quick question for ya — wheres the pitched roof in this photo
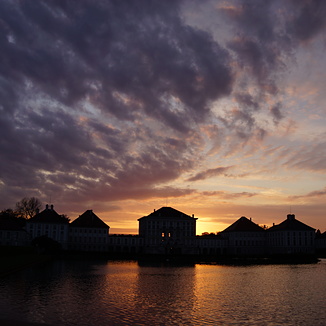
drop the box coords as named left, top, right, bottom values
left=28, top=205, right=69, bottom=224
left=70, top=210, right=109, bottom=229
left=268, top=214, right=315, bottom=232
left=138, top=207, right=196, bottom=221
left=222, top=216, right=265, bottom=233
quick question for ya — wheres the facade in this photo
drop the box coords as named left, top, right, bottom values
left=220, top=216, right=266, bottom=256
left=196, top=234, right=227, bottom=255
left=26, top=204, right=69, bottom=249
left=12, top=204, right=320, bottom=258
left=108, top=235, right=143, bottom=254
left=267, top=214, right=315, bottom=255
left=138, top=207, right=198, bottom=254
left=0, top=215, right=28, bottom=246
left=315, top=230, right=326, bottom=255
left=69, top=210, right=110, bottom=252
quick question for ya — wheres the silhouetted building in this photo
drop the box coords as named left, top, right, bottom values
left=267, top=214, right=315, bottom=255
left=108, top=234, right=143, bottom=254
left=26, top=204, right=69, bottom=249
left=0, top=214, right=28, bottom=246
left=19, top=204, right=319, bottom=259
left=220, top=216, right=266, bottom=256
left=69, top=209, right=110, bottom=252
left=196, top=233, right=227, bottom=256
left=315, top=230, right=326, bottom=255
left=138, top=207, right=198, bottom=254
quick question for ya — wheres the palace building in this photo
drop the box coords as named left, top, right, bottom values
left=2, top=204, right=321, bottom=258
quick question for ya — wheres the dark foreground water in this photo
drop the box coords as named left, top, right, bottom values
left=0, top=258, right=326, bottom=326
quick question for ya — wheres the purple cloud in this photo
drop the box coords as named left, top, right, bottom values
left=187, top=166, right=233, bottom=182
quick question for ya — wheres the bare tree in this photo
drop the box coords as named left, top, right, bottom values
left=15, top=197, right=42, bottom=219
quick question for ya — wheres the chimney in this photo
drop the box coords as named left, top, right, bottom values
left=50, top=204, right=54, bottom=210
left=46, top=204, right=49, bottom=210
left=192, top=214, right=194, bottom=218
left=287, top=214, right=295, bottom=220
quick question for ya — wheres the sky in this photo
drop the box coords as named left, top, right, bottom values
left=0, top=0, right=326, bottom=235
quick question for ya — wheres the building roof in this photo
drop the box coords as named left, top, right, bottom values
left=70, top=210, right=109, bottom=229
left=138, top=207, right=197, bottom=221
left=28, top=205, right=69, bottom=224
left=0, top=216, right=25, bottom=231
left=222, top=216, right=265, bottom=233
left=268, top=214, right=315, bottom=232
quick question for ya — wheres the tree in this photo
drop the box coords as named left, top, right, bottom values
left=61, top=214, right=70, bottom=222
left=15, top=197, right=42, bottom=219
left=0, top=208, right=18, bottom=219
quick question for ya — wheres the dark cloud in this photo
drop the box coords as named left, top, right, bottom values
left=201, top=190, right=257, bottom=199
left=289, top=187, right=326, bottom=199
left=1, top=0, right=326, bottom=216
left=187, top=166, right=233, bottom=182
left=0, top=0, right=234, bottom=209
left=223, top=1, right=288, bottom=86
left=287, top=0, right=326, bottom=42
left=283, top=141, right=326, bottom=173
left=223, top=0, right=326, bottom=84
left=0, top=0, right=233, bottom=127
left=216, top=0, right=326, bottom=142
left=270, top=102, right=284, bottom=123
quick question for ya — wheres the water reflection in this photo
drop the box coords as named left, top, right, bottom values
left=134, top=264, right=197, bottom=325
left=0, top=259, right=326, bottom=325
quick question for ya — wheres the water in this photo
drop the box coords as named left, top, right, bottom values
left=0, top=259, right=326, bottom=325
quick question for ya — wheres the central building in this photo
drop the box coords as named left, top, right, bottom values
left=138, top=207, right=198, bottom=255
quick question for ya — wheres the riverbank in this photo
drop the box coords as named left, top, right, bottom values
left=0, top=319, right=53, bottom=326
left=0, top=246, right=51, bottom=277
left=0, top=246, right=320, bottom=276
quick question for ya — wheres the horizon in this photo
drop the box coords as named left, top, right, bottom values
left=27, top=202, right=325, bottom=236
left=1, top=1, right=325, bottom=235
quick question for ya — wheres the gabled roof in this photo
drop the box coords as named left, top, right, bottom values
left=138, top=207, right=196, bottom=221
left=222, top=216, right=265, bottom=233
left=268, top=214, right=315, bottom=232
left=70, top=210, right=109, bottom=229
left=28, top=205, right=69, bottom=224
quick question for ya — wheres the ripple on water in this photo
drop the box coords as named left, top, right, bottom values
left=0, top=260, right=325, bottom=325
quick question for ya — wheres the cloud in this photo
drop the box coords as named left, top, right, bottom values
left=0, top=0, right=233, bottom=128
left=290, top=187, right=326, bottom=199
left=287, top=0, right=326, bottom=42
left=187, top=166, right=233, bottom=182
left=0, top=0, right=235, bottom=210
left=283, top=141, right=326, bottom=173
left=201, top=190, right=258, bottom=199
left=1, top=0, right=326, bottom=232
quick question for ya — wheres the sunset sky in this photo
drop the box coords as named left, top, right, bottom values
left=1, top=0, right=325, bottom=235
